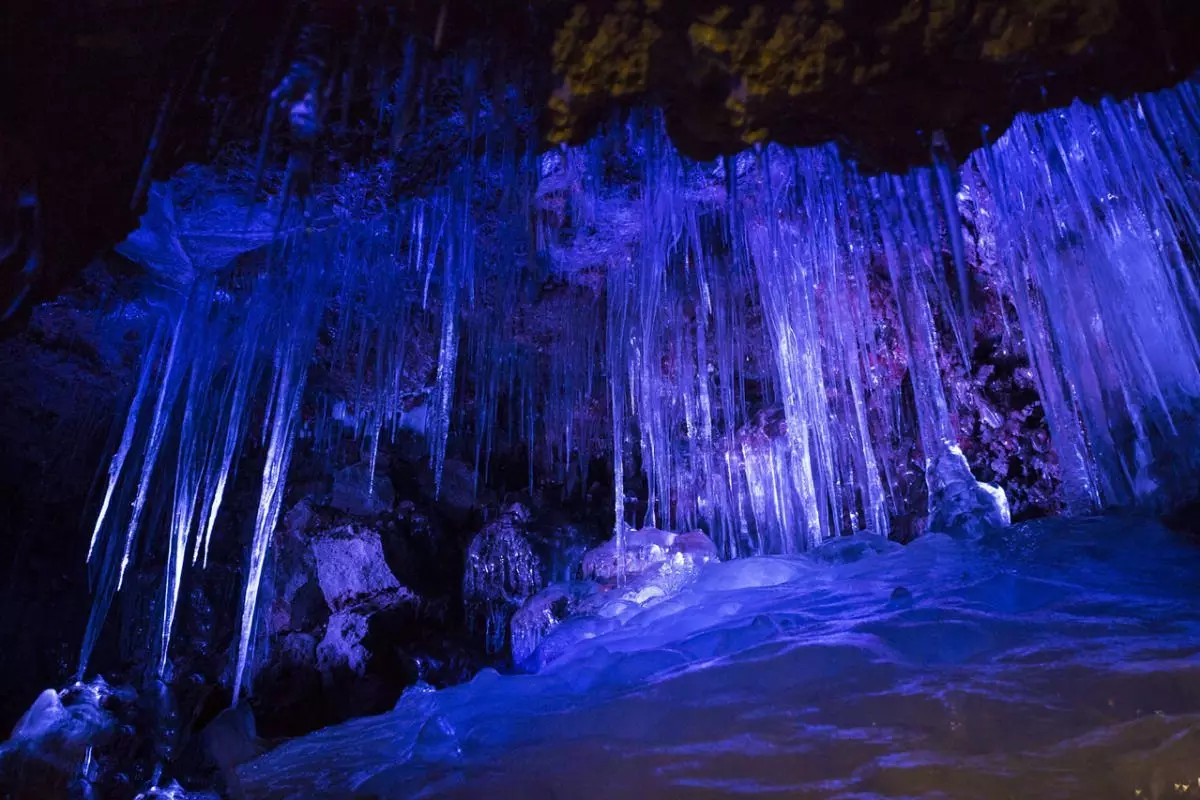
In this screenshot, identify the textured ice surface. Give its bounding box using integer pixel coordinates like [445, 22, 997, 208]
[239, 516, 1200, 799]
[512, 529, 720, 668]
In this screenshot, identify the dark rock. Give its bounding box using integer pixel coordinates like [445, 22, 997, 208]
[254, 500, 428, 734]
[546, 0, 1200, 171]
[10, 0, 1198, 327]
[432, 459, 491, 523]
[526, 521, 603, 585]
[889, 586, 914, 608]
[195, 704, 261, 799]
[329, 463, 396, 517]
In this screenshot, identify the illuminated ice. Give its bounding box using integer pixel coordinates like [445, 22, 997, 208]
[237, 516, 1200, 799]
[76, 73, 1200, 711]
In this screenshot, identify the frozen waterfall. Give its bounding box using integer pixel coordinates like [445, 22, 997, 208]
[78, 75, 1200, 702]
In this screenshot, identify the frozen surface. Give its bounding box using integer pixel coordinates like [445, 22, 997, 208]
[239, 516, 1200, 798]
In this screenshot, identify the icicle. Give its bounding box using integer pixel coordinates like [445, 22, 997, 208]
[232, 230, 327, 701]
[931, 131, 972, 366]
[193, 335, 257, 568]
[157, 352, 211, 676]
[608, 253, 632, 581]
[964, 84, 1200, 508]
[429, 235, 460, 497]
[87, 321, 166, 562]
[232, 340, 311, 701]
[131, 86, 175, 211]
[79, 61, 1200, 700]
[117, 305, 194, 592]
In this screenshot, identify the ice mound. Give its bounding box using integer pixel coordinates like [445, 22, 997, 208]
[239, 516, 1200, 799]
[580, 528, 719, 583]
[926, 442, 1011, 538]
[511, 528, 720, 666]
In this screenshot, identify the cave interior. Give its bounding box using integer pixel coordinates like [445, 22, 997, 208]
[3, 1, 1200, 797]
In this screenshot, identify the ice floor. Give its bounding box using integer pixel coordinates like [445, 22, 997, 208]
[240, 516, 1200, 799]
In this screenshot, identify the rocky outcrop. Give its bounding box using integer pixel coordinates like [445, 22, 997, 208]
[9, 0, 1199, 323]
[547, 0, 1200, 170]
[0, 261, 148, 730]
[257, 500, 425, 733]
[114, 173, 278, 287]
[947, 336, 1062, 522]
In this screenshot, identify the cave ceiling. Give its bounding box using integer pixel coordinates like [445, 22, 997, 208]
[2, 0, 1199, 321]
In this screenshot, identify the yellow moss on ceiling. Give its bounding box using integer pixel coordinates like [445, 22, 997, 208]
[546, 0, 1134, 152]
[549, 0, 662, 143]
[980, 0, 1119, 60]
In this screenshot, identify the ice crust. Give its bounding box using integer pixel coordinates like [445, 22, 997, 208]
[238, 515, 1200, 799]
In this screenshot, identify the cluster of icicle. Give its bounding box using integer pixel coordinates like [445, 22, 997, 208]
[595, 80, 1200, 557]
[81, 69, 542, 698]
[82, 72, 1200, 701]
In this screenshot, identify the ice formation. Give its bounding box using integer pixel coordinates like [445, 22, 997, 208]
[508, 526, 722, 668]
[462, 505, 543, 655]
[77, 73, 1200, 702]
[236, 516, 1200, 798]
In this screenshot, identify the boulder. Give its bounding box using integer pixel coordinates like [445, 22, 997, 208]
[316, 611, 372, 682]
[271, 501, 414, 639]
[283, 525, 416, 686]
[198, 704, 261, 798]
[260, 501, 419, 722]
[310, 528, 407, 613]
